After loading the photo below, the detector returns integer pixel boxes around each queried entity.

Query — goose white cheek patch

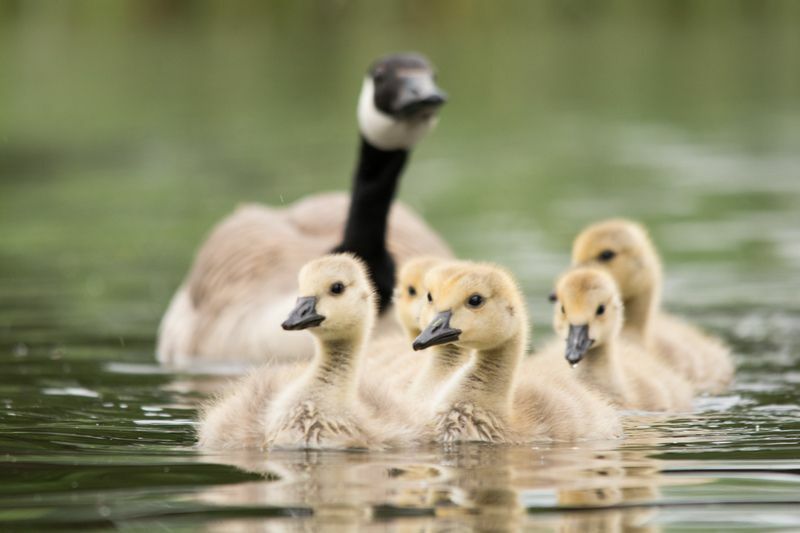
[357,78,438,151]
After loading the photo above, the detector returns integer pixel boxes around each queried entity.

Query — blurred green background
[1,0,799,350]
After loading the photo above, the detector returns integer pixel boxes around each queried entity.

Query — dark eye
[467,294,484,308]
[427,292,432,303]
[596,304,605,316]
[407,286,417,297]
[548,291,557,303]
[598,250,616,262]
[330,282,345,295]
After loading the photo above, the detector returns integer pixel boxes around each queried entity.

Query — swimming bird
[553,267,693,411]
[198,254,413,450]
[571,219,733,393]
[158,53,452,368]
[413,261,621,444]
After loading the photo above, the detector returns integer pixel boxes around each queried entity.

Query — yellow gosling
[553,267,693,411]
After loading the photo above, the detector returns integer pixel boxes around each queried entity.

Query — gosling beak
[281,296,325,331]
[413,310,461,351]
[395,74,447,119]
[565,324,593,365]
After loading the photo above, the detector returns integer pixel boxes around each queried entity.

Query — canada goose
[412,261,621,443]
[571,219,734,393]
[553,267,693,411]
[198,254,412,450]
[158,52,452,368]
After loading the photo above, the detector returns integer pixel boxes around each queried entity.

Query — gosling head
[394,256,444,340]
[357,52,447,151]
[571,219,662,302]
[282,254,377,341]
[413,262,526,352]
[553,268,624,366]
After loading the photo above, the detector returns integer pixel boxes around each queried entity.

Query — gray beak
[281,296,325,331]
[413,310,461,351]
[565,324,593,365]
[394,74,447,118]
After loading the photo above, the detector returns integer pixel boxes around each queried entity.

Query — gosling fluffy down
[552,267,693,412]
[198,254,414,451]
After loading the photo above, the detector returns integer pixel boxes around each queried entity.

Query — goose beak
[395,74,447,119]
[565,324,593,365]
[282,296,325,331]
[413,310,461,351]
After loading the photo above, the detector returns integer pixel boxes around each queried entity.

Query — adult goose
[158,53,452,368]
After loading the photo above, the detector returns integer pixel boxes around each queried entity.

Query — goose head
[553,267,623,365]
[282,254,377,342]
[357,52,447,151]
[571,219,662,303]
[413,262,526,352]
[394,256,444,340]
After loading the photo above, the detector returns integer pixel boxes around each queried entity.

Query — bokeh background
[2,0,799,347]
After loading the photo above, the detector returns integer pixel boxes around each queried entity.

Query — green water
[2,1,800,530]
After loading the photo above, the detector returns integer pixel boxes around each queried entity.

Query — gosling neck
[412,344,467,396]
[574,337,623,385]
[460,330,526,415]
[309,330,368,399]
[623,289,658,342]
[333,137,409,313]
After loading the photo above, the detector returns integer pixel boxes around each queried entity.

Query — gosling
[553,267,694,412]
[198,254,410,450]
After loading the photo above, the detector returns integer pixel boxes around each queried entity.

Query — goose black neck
[333,137,409,312]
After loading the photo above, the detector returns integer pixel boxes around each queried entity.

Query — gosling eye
[407,285,417,297]
[467,294,485,308]
[330,282,345,295]
[598,249,616,262]
[427,292,432,303]
[548,291,557,303]
[596,304,606,316]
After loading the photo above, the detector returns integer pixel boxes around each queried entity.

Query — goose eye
[598,250,616,262]
[467,294,484,308]
[596,304,606,316]
[548,291,557,303]
[427,292,432,303]
[330,282,345,295]
[407,286,417,297]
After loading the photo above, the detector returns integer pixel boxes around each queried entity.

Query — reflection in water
[196,441,696,531]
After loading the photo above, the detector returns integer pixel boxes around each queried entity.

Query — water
[2,2,800,530]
